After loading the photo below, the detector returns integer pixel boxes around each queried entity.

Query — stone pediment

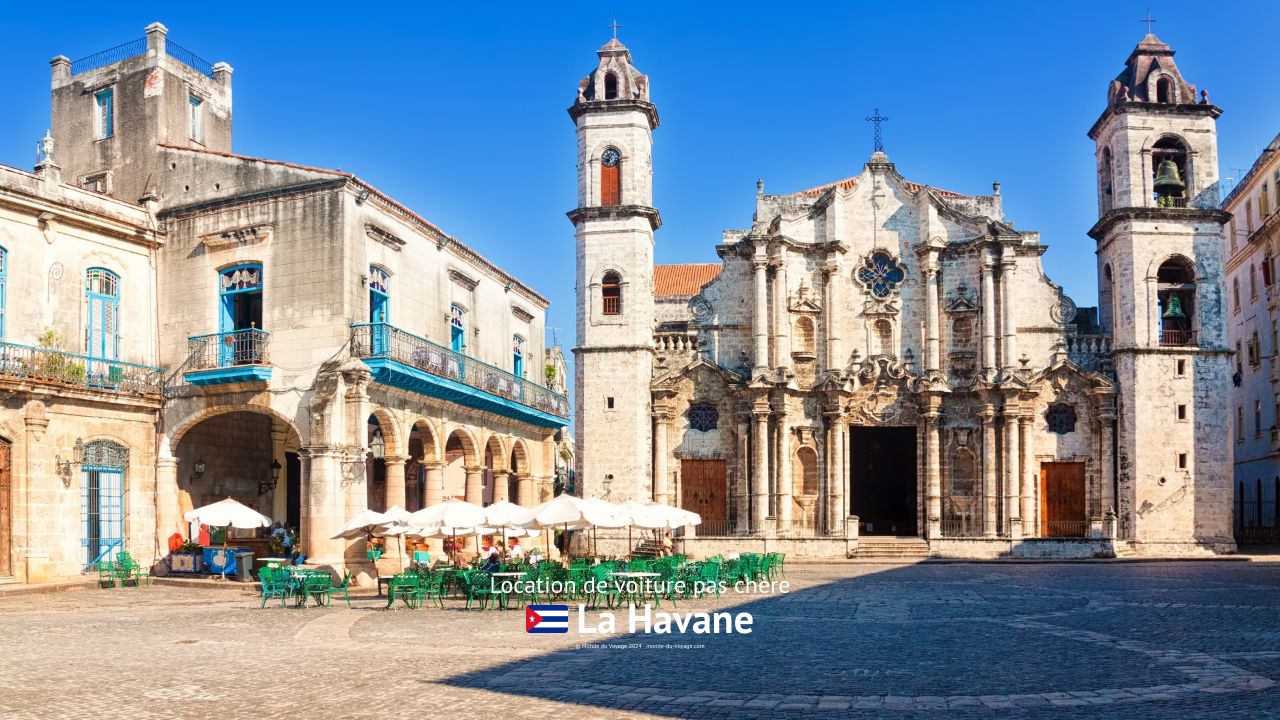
[652,355,743,392]
[946,283,979,313]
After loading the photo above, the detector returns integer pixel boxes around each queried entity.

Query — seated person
[507,538,525,561]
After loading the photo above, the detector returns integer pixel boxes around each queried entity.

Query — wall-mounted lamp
[354,187,371,205]
[193,458,207,480]
[55,437,84,489]
[259,458,282,496]
[370,429,386,460]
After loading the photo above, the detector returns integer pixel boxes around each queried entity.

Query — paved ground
[1,562,1278,719]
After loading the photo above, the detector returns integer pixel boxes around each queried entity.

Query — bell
[1162,295,1186,319]
[1153,159,1186,196]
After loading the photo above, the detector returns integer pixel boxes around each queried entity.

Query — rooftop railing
[0,341,162,395]
[70,36,215,78]
[351,322,569,420]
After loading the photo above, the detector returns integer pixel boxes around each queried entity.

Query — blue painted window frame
[369,266,390,354]
[188,95,203,142]
[95,89,114,140]
[512,334,525,377]
[450,304,466,353]
[81,441,126,568]
[85,268,120,362]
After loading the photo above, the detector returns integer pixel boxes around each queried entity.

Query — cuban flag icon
[525,604,569,633]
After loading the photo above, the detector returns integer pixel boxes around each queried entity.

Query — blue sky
[1,1,1277,358]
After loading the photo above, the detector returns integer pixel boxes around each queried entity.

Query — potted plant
[170,540,203,573]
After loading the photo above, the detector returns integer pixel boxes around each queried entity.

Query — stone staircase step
[0,576,20,586]
[855,537,931,559]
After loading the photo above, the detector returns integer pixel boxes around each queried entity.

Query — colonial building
[2,22,569,584]
[572,33,1236,557]
[0,147,163,584]
[1222,132,1280,544]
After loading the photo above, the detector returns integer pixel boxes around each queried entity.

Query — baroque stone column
[753,251,770,371]
[925,264,941,374]
[775,413,792,532]
[155,441,179,540]
[1000,247,1018,373]
[980,404,998,537]
[384,455,407,510]
[653,407,671,506]
[925,405,942,538]
[773,258,791,369]
[1019,415,1034,537]
[424,463,444,507]
[828,415,847,534]
[823,260,843,374]
[1004,405,1021,538]
[751,409,769,533]
[464,466,484,506]
[735,415,750,532]
[302,447,346,567]
[517,475,534,507]
[21,403,49,583]
[980,255,997,379]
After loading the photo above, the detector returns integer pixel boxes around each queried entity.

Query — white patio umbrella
[183,498,271,579]
[483,501,538,555]
[330,507,391,540]
[619,501,702,559]
[408,499,490,563]
[522,495,628,559]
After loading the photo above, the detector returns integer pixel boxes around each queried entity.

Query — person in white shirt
[508,538,525,560]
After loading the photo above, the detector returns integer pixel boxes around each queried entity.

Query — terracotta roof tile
[654,263,721,297]
[797,176,859,197]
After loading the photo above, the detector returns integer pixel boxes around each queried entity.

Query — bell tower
[1088,33,1235,551]
[568,37,660,502]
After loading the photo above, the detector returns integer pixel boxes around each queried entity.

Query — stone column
[776,417,792,533]
[492,470,510,504]
[653,409,671,505]
[751,410,769,533]
[384,455,407,510]
[424,463,444,507]
[1004,406,1021,538]
[925,406,942,538]
[773,259,791,369]
[981,257,997,379]
[980,405,998,537]
[753,252,770,371]
[517,475,535,506]
[925,264,941,374]
[823,261,843,374]
[21,405,49,583]
[155,443,179,540]
[735,416,750,532]
[271,425,288,522]
[1000,247,1018,373]
[1097,404,1116,529]
[830,416,846,534]
[1019,415,1034,537]
[464,467,484,505]
[302,448,346,567]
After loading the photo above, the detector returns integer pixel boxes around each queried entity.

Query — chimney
[145,22,168,57]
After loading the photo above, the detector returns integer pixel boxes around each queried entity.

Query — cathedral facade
[572,34,1235,557]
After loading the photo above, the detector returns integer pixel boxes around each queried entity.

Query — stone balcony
[0,341,162,396]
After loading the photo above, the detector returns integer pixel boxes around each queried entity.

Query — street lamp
[55,437,85,489]
[259,458,283,496]
[370,429,385,460]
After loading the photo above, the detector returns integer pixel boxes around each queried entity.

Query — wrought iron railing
[941,514,983,538]
[1156,196,1189,209]
[1159,329,1196,346]
[350,322,569,419]
[693,520,735,536]
[71,38,146,75]
[602,296,621,315]
[0,341,162,395]
[1041,520,1089,538]
[166,39,215,77]
[187,328,270,370]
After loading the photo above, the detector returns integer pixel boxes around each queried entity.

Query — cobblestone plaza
[2,562,1278,719]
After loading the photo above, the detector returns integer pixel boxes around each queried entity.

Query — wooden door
[0,441,10,576]
[1040,462,1086,538]
[680,460,727,533]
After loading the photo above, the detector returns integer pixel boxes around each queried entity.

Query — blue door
[81,441,126,569]
[85,269,119,385]
[219,265,263,366]
[369,266,390,355]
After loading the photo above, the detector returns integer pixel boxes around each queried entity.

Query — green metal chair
[385,573,421,609]
[461,570,495,611]
[257,567,290,608]
[96,560,118,589]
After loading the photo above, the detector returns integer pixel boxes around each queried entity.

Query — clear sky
[1,1,1277,364]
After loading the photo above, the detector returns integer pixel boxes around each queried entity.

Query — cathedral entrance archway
[849,427,918,536]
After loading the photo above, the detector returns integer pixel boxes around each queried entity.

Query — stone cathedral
[571,33,1236,557]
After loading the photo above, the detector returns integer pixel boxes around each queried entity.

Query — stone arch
[794,316,816,355]
[407,418,441,465]
[366,407,402,458]
[169,403,303,449]
[443,425,480,467]
[1146,253,1198,282]
[483,434,508,471]
[510,438,530,475]
[793,446,818,496]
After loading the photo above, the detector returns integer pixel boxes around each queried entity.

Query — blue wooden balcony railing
[0,341,162,395]
[351,322,569,424]
[187,328,271,370]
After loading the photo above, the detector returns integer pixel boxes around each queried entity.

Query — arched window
[85,268,120,361]
[873,319,893,356]
[1157,257,1195,346]
[601,271,622,315]
[1156,76,1173,103]
[512,334,525,377]
[450,304,466,352]
[1101,147,1114,211]
[856,251,906,298]
[600,147,622,206]
[1152,136,1190,206]
[794,316,816,356]
[604,72,618,100]
[369,266,390,323]
[81,439,128,567]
